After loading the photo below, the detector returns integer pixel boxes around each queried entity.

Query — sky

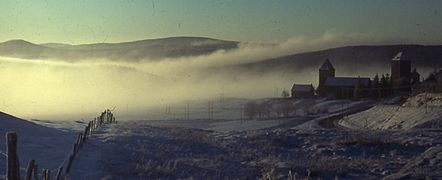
[1,0,442,44]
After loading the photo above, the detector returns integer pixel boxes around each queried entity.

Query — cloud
[0,31,408,120]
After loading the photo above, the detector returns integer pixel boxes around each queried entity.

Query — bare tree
[244,100,258,120]
[281,90,290,98]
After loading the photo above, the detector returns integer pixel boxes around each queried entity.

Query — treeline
[243,99,295,120]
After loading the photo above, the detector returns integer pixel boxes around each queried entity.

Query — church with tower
[291,52,420,99]
[317,59,371,99]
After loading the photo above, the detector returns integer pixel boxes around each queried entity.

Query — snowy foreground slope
[67,96,441,179]
[2,95,441,179]
[0,112,76,178]
[340,93,442,130]
[69,121,442,179]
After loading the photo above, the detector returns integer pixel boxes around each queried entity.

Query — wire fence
[3,109,116,180]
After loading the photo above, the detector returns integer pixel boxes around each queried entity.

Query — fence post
[86,121,91,137]
[45,169,50,180]
[25,159,35,180]
[6,132,20,180]
[41,170,45,180]
[82,126,88,143]
[73,142,78,158]
[65,154,74,175]
[41,169,50,180]
[76,133,82,152]
[33,164,39,180]
[55,166,63,180]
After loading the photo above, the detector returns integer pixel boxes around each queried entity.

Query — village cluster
[291,52,442,99]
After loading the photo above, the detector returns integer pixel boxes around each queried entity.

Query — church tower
[318,59,335,96]
[319,59,335,87]
[391,52,411,91]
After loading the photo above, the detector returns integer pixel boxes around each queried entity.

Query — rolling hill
[0,111,75,174]
[0,37,239,61]
[230,44,442,78]
[1,37,442,78]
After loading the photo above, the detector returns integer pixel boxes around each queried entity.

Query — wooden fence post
[41,170,46,180]
[65,154,74,175]
[6,132,20,180]
[55,166,63,180]
[33,164,39,180]
[45,169,50,180]
[73,142,78,157]
[75,133,82,153]
[41,169,50,180]
[82,126,88,143]
[25,159,35,180]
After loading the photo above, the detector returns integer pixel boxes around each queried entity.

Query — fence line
[4,109,116,180]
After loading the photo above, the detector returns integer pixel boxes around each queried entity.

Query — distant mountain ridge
[1,37,442,77]
[233,44,442,76]
[0,37,239,61]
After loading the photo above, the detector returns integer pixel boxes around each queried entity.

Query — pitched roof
[319,59,335,71]
[291,84,314,92]
[392,51,410,61]
[324,77,370,87]
[392,52,403,61]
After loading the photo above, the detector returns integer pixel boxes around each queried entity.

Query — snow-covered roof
[291,84,314,92]
[392,51,410,61]
[319,59,335,71]
[324,77,370,87]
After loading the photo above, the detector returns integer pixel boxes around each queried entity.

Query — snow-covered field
[68,121,442,179]
[340,93,442,130]
[0,112,76,179]
[1,94,441,179]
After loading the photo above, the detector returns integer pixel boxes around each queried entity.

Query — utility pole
[219,93,224,109]
[240,104,244,123]
[207,101,214,120]
[184,103,190,120]
[211,101,214,120]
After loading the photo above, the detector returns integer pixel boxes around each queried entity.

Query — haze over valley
[1,36,442,120]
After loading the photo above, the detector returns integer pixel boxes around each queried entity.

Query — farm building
[291,84,315,98]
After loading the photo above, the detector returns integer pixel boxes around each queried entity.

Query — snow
[207,118,306,132]
[392,52,403,61]
[1,95,441,179]
[68,121,442,179]
[0,112,76,178]
[294,100,376,129]
[339,93,442,130]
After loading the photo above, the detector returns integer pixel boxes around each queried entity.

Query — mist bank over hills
[227,44,442,81]
[1,36,442,119]
[2,36,442,84]
[1,36,442,84]
[0,37,239,61]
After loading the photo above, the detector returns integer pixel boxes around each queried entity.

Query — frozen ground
[1,95,441,179]
[67,95,441,179]
[69,121,442,179]
[0,112,76,178]
[340,93,442,130]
